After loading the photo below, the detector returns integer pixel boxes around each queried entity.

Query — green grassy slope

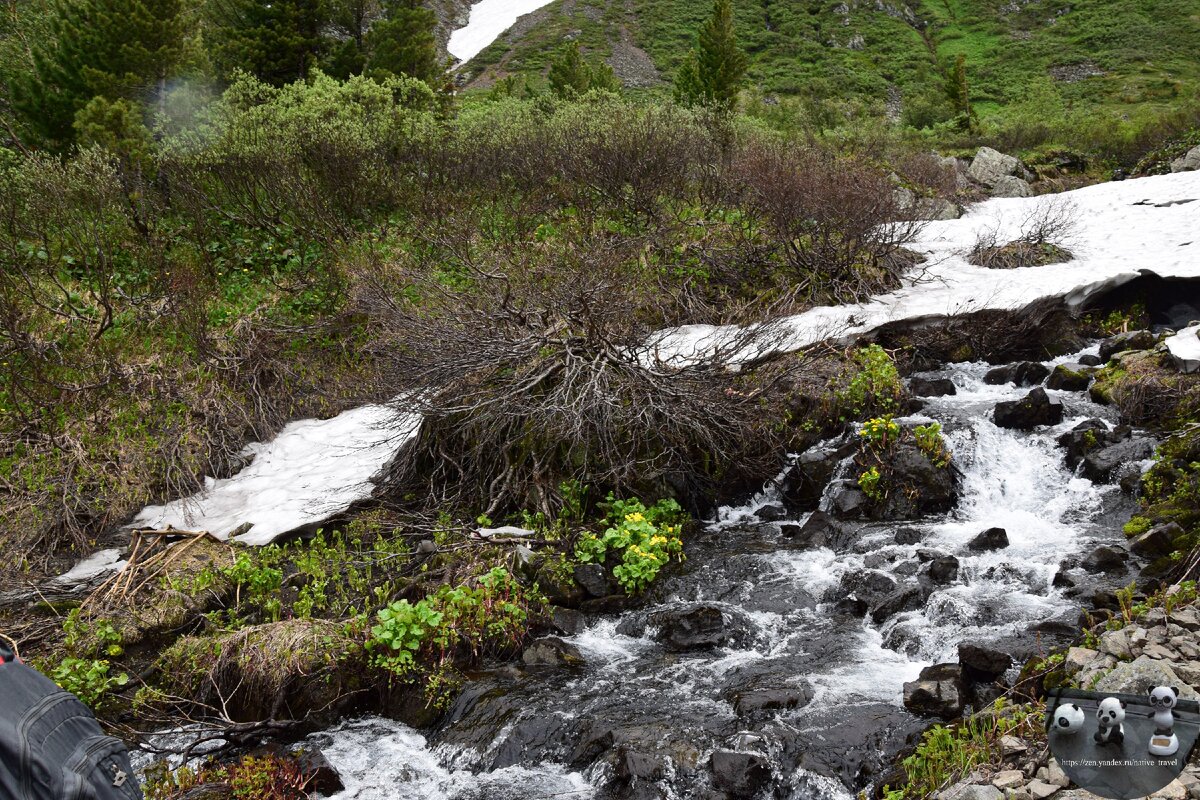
[460,0,1200,143]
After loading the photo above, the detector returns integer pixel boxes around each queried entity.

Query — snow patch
[447,0,556,63]
[1166,323,1200,373]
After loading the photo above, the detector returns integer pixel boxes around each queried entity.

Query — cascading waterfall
[304,350,1137,799]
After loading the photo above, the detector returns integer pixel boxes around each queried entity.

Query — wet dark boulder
[837,569,899,608]
[778,510,857,550]
[826,479,871,519]
[646,604,748,652]
[779,441,856,512]
[1099,329,1158,361]
[549,606,586,636]
[1045,363,1093,391]
[832,596,869,618]
[1130,521,1182,558]
[870,583,930,623]
[909,376,957,397]
[726,682,813,718]
[574,563,615,598]
[903,663,965,719]
[834,442,958,522]
[755,503,786,521]
[1078,353,1102,366]
[968,527,1009,551]
[895,527,923,545]
[1057,418,1120,469]
[984,362,1050,387]
[710,750,772,797]
[1080,437,1156,483]
[921,554,960,585]
[1082,544,1128,573]
[993,387,1063,429]
[958,642,1012,682]
[523,636,585,668]
[615,747,667,782]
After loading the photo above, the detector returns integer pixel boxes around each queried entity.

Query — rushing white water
[305,351,1132,799]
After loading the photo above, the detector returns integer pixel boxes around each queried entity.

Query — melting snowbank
[447,0,556,63]
[120,171,1199,549]
[130,405,420,545]
[653,170,1200,364]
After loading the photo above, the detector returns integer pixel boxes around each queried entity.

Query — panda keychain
[1148,686,1180,757]
[1095,697,1126,746]
[1050,703,1085,736]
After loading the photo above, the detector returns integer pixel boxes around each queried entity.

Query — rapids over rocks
[303,348,1142,800]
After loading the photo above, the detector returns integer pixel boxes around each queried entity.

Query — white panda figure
[1094,697,1126,746]
[1050,703,1085,735]
[1148,685,1180,757]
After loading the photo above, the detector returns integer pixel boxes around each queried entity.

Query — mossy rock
[158,618,368,724]
[82,536,237,649]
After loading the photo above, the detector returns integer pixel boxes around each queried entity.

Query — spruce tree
[208,0,327,86]
[673,0,747,111]
[366,0,438,82]
[14,0,183,149]
[547,41,620,99]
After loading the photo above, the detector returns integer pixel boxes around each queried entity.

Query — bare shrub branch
[967,198,1079,270]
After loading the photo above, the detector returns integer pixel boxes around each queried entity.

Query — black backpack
[0,658,143,800]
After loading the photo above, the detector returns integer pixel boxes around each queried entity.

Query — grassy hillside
[459,0,1200,153]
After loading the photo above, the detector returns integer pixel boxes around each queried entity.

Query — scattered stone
[728,684,813,717]
[958,642,1012,681]
[910,376,958,396]
[1131,522,1182,558]
[1046,759,1069,788]
[574,563,614,598]
[1078,353,1102,366]
[903,663,965,719]
[1062,646,1097,676]
[755,503,786,521]
[1094,654,1199,698]
[969,527,1010,551]
[915,198,963,221]
[710,750,771,797]
[1171,145,1200,173]
[779,510,854,550]
[1027,779,1060,799]
[648,604,744,652]
[922,555,960,585]
[1081,437,1156,483]
[895,527,923,545]
[523,636,585,668]
[951,786,1004,800]
[871,583,930,623]
[1098,330,1158,361]
[549,606,586,636]
[1057,418,1117,469]
[984,362,1050,387]
[1045,364,1092,391]
[1081,544,1128,573]
[840,569,900,608]
[994,388,1063,430]
[999,735,1028,757]
[967,147,1029,187]
[992,175,1034,198]
[993,769,1025,790]
[779,441,856,512]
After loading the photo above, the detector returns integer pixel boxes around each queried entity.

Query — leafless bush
[351,238,801,517]
[967,198,1079,270]
[724,141,926,304]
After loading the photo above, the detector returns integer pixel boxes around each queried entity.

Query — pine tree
[14,0,183,149]
[547,41,621,99]
[673,0,747,112]
[366,0,438,82]
[208,0,327,86]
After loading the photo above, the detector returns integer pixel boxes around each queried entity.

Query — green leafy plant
[367,598,443,677]
[913,422,950,467]
[858,466,885,502]
[576,496,687,594]
[859,415,900,448]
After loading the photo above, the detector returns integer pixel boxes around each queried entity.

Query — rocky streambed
[292,343,1156,800]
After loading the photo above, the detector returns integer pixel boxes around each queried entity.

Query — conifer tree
[366,0,438,83]
[547,41,620,99]
[673,0,747,112]
[14,0,183,149]
[208,0,326,86]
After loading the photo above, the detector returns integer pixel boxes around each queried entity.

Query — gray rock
[903,665,965,719]
[915,197,963,220]
[968,146,1027,187]
[969,527,1009,551]
[574,563,614,597]
[1099,330,1157,361]
[1063,646,1098,676]
[1093,654,1199,698]
[985,361,1050,386]
[923,554,960,585]
[1081,437,1156,483]
[947,786,1004,800]
[910,376,958,396]
[1081,544,1128,573]
[994,387,1063,429]
[1171,145,1200,173]
[1131,522,1182,558]
[840,569,900,607]
[1045,364,1093,391]
[710,750,772,797]
[992,175,1034,198]
[522,636,585,668]
[958,642,1013,681]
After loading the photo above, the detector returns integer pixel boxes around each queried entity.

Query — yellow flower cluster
[625,512,646,523]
